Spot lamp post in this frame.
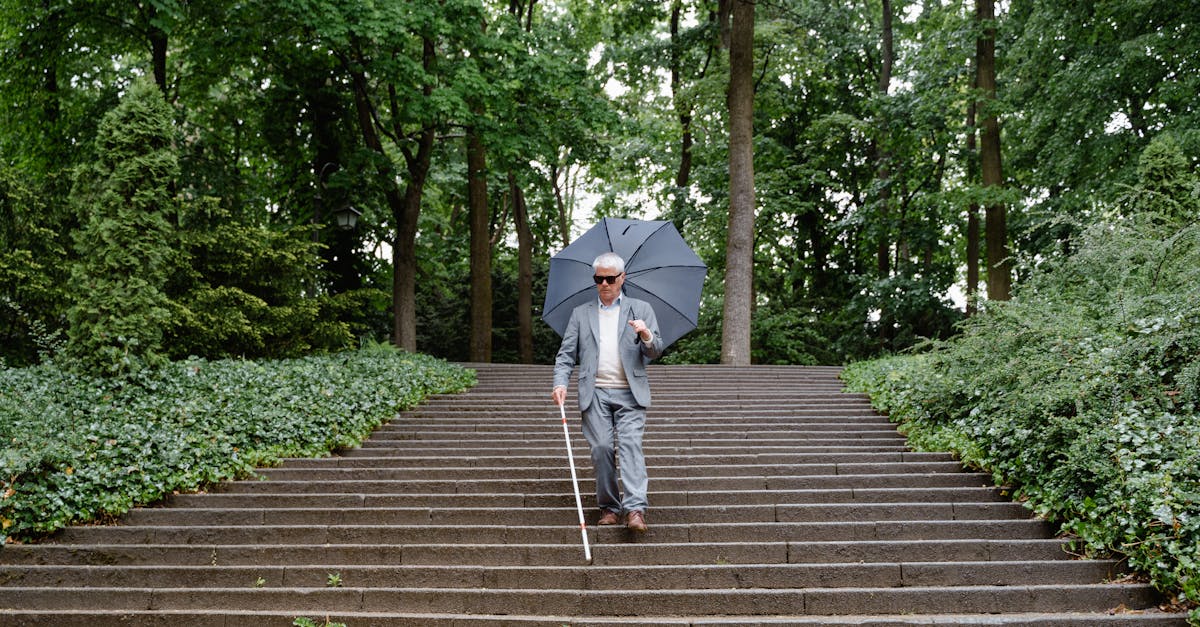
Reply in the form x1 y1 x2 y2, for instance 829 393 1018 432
316 163 362 231
314 162 337 242
333 205 361 230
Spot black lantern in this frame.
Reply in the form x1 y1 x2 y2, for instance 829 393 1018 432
333 205 361 230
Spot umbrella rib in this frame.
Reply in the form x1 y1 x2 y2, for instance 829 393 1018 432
625 263 706 276
542 286 597 319
623 221 668 268
626 285 699 324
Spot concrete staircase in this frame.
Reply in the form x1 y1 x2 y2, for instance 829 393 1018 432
0 363 1186 625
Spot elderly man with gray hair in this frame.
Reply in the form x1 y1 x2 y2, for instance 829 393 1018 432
551 252 664 533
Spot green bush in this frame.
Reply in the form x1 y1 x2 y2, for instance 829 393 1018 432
164 198 366 361
0 346 474 543
843 212 1200 620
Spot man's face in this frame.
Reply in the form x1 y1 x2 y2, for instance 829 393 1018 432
594 265 624 305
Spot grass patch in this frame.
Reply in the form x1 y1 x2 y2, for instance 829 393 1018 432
0 344 474 543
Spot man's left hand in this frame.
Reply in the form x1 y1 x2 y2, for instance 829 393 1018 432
628 319 652 342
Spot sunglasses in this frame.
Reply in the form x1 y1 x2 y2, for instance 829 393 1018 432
593 273 623 285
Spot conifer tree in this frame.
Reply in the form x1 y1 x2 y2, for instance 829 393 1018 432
1134 134 1198 222
66 78 177 376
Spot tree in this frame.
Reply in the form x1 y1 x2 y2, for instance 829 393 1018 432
1126 133 1199 222
715 0 753 362
965 78 981 316
720 0 756 365
976 0 1010 300
467 128 493 362
873 0 895 282
1000 0 1200 261
300 1 450 352
65 79 176 375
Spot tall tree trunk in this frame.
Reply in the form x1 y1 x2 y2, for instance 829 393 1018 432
874 0 895 340
40 0 61 124
873 0 892 278
392 186 418 352
339 33 438 351
392 121 434 352
509 173 534 363
141 3 168 97
551 162 571 248
467 128 492 362
670 0 694 202
965 95 980 316
502 0 534 363
976 0 1010 300
150 27 167 96
720 0 755 366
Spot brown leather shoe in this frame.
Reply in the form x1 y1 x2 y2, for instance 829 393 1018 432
625 510 648 533
597 510 621 526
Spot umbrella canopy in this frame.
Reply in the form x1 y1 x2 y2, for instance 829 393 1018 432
542 217 707 348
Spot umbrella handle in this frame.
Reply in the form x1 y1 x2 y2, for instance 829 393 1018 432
560 402 592 563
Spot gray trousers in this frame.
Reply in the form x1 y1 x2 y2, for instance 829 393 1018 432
581 387 648 514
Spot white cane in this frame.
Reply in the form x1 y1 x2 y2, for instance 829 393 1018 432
559 402 592 562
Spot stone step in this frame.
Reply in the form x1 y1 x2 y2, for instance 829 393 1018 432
0 559 1126 589
3 610 1184 626
413 403 880 413
256 453 964 475
331 443 912 457
211 470 979 496
0 584 1162 616
116 492 1009 526
281 449 917 468
349 439 908 449
216 458 969 482
395 411 888 421
206 470 977 496
276 451 955 467
157 486 1004 510
343 432 902 442
372 420 902 430
44 520 1059 547
105 500 1024 527
3 539 1079 567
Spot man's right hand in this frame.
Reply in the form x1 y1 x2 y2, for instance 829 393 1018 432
551 386 567 407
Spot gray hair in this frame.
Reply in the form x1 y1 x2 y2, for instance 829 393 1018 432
592 252 626 274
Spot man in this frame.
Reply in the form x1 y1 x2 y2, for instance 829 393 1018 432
552 252 663 533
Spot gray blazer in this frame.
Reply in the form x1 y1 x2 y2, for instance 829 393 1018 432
553 295 664 411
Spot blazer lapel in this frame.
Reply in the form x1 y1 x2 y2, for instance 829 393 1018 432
587 300 600 347
618 298 634 344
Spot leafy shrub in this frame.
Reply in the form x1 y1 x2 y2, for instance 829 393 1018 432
0 166 71 367
164 198 364 361
0 346 474 543
843 212 1200 621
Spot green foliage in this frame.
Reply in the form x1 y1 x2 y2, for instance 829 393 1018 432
665 296 862 365
65 79 177 376
164 199 364 360
0 165 71 365
3 0 1199 373
843 209 1200 614
1004 0 1200 258
1125 133 1200 223
292 618 346 627
0 347 475 543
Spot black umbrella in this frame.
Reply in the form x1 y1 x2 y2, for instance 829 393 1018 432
542 217 707 348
